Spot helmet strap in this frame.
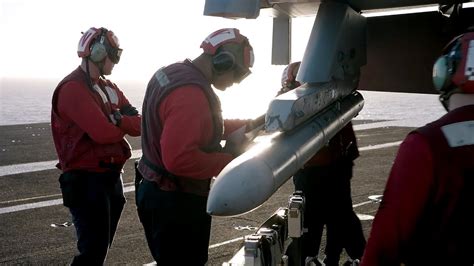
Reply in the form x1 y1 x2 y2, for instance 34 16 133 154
85 60 95 92
85 58 106 91
92 58 106 77
439 86 462 111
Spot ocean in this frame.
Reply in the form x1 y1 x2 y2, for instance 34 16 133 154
0 77 446 128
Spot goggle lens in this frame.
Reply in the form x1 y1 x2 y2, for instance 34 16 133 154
108 48 122 64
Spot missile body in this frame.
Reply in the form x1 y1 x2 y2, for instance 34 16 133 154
207 90 364 216
266 79 355 132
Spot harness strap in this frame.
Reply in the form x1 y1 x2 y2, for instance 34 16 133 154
140 155 182 190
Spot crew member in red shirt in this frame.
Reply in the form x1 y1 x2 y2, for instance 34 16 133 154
281 62 366 266
51 27 141 265
135 28 257 265
361 30 474 266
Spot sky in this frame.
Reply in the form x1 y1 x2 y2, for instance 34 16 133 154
1 0 316 118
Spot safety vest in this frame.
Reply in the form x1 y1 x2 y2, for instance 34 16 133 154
51 67 131 172
139 59 224 196
402 104 474 265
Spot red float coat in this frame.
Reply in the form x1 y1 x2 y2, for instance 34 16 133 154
51 67 141 173
361 104 474 266
138 60 247 196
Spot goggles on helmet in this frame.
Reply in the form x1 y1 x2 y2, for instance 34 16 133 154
107 47 123 64
104 30 122 64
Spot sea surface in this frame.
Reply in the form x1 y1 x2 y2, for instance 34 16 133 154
0 78 445 127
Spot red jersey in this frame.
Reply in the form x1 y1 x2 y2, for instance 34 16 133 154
361 105 474 266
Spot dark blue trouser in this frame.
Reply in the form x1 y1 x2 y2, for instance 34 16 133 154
293 160 366 266
60 171 126 265
136 179 211 266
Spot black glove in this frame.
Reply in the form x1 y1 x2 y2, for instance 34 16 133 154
120 104 139 116
111 109 122 126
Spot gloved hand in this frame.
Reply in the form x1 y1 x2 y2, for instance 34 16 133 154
276 86 291 96
110 109 122 126
223 126 251 157
111 104 139 127
120 104 139 116
224 115 266 157
245 114 265 132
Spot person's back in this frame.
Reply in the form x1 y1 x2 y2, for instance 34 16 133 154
361 29 474 266
407 104 474 265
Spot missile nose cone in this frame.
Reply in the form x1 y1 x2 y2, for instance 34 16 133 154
207 155 275 216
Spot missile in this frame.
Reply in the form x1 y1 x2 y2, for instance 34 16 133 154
266 80 355 133
207 90 364 216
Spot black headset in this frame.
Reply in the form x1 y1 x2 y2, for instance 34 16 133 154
89 28 110 63
433 38 462 92
212 50 236 73
433 36 464 111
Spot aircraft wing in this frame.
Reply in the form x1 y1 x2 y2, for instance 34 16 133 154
204 0 474 94
204 0 469 18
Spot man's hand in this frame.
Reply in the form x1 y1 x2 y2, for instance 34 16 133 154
224 115 266 157
111 104 139 127
223 126 250 157
110 109 122 126
120 104 139 116
246 114 265 132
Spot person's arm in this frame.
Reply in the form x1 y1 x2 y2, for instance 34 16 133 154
222 115 266 156
223 114 265 137
57 81 126 144
113 85 141 136
159 86 233 179
223 119 250 138
118 114 141 136
361 133 434 266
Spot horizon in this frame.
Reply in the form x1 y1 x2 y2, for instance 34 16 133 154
0 76 445 127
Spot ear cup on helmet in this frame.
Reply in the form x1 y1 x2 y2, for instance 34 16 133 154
433 38 463 92
212 51 235 72
90 42 107 63
433 55 451 91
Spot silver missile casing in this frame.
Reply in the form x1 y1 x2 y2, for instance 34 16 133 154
207 90 364 216
266 77 357 133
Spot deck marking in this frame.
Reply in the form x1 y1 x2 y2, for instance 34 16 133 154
0 150 142 177
0 198 63 214
359 141 402 151
352 200 372 208
0 139 401 177
0 185 135 214
209 237 244 249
